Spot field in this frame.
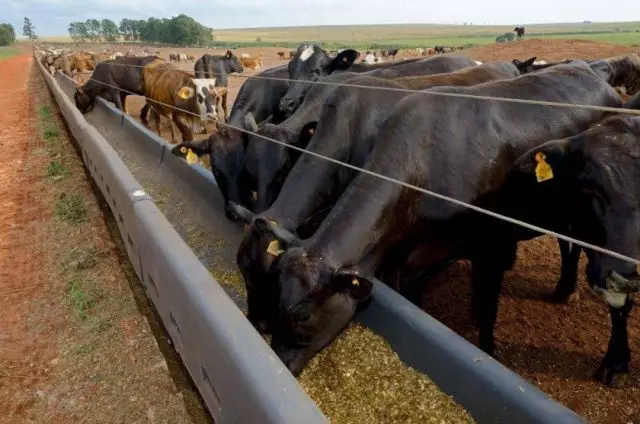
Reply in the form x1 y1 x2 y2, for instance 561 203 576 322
40 21 640 48
23 36 640 423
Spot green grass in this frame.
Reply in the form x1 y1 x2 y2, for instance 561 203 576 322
43 127 59 140
39 105 52 120
66 278 96 319
55 192 87 224
47 160 69 179
0 46 19 61
206 21 640 49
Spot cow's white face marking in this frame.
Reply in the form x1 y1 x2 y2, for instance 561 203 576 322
474 60 483 65
300 45 315 62
533 60 547 65
192 78 218 120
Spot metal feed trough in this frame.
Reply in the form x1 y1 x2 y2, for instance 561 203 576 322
37 56 586 424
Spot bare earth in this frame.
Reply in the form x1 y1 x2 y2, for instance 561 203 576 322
0 53 207 423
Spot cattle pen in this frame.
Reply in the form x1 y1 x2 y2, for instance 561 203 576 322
33 48 602 423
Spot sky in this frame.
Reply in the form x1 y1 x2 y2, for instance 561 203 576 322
5 0 640 36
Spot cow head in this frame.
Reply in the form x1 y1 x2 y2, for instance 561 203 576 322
512 116 640 302
74 85 94 114
279 44 358 116
243 112 317 212
225 50 244 74
232 212 373 375
190 78 219 121
589 54 640 96
208 128 255 219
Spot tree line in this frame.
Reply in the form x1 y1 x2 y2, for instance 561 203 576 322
68 15 212 46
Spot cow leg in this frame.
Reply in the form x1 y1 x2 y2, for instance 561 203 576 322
140 103 150 126
595 296 633 387
222 92 229 122
551 239 582 303
120 93 128 114
112 89 124 111
471 242 516 355
173 113 193 143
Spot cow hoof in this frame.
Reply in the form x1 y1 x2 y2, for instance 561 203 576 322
594 366 630 388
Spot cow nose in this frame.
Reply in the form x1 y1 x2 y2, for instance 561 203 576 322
224 203 241 222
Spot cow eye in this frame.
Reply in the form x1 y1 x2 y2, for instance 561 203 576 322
197 94 203 104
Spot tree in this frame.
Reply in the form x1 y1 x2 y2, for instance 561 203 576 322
85 19 101 42
68 22 89 43
132 20 147 41
101 19 119 42
0 23 16 46
119 18 133 41
23 17 36 40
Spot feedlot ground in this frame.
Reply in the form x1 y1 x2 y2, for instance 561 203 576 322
68 38 640 423
0 54 210 423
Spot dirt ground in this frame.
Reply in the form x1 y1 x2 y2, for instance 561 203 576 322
0 53 210 423
55 38 640 423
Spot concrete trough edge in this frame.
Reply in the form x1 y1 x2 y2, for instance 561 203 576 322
42 59 587 424
37 58 328 424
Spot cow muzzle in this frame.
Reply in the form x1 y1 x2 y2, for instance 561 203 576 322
605 270 640 293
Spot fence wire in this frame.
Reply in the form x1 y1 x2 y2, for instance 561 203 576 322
47 58 640 268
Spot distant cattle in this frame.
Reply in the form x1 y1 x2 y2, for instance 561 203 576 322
187 54 196 62
169 53 179 62
178 53 188 63
514 26 525 40
241 53 250 59
381 48 399 59
139 61 219 143
277 51 286 59
240 56 264 72
194 50 244 121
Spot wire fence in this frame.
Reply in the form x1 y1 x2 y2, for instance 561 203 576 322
47 57 640 268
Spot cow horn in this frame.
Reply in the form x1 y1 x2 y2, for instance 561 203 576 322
606 271 640 293
244 112 258 132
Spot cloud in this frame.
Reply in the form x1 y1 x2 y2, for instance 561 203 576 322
4 0 640 36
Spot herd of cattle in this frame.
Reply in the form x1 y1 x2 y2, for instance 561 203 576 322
35 42 640 388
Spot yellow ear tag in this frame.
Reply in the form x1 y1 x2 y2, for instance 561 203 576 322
534 152 554 183
185 148 198 165
178 86 193 100
352 278 360 287
267 239 285 256
180 146 187 154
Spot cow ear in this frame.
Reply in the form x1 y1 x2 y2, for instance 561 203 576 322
331 269 373 302
178 86 194 100
252 217 299 248
330 49 358 72
514 139 578 184
228 201 256 223
523 56 537 67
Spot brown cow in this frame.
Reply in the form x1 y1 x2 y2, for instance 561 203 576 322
140 61 219 143
240 56 263 71
277 51 286 59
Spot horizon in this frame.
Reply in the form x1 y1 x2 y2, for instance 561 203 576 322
5 0 640 37
22 20 640 38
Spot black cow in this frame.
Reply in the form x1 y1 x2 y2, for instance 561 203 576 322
194 50 244 121
232 63 521 331
514 26 525 40
232 60 631 376
171 64 290 220
244 56 478 212
496 111 640 386
279 44 412 116
74 56 161 114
